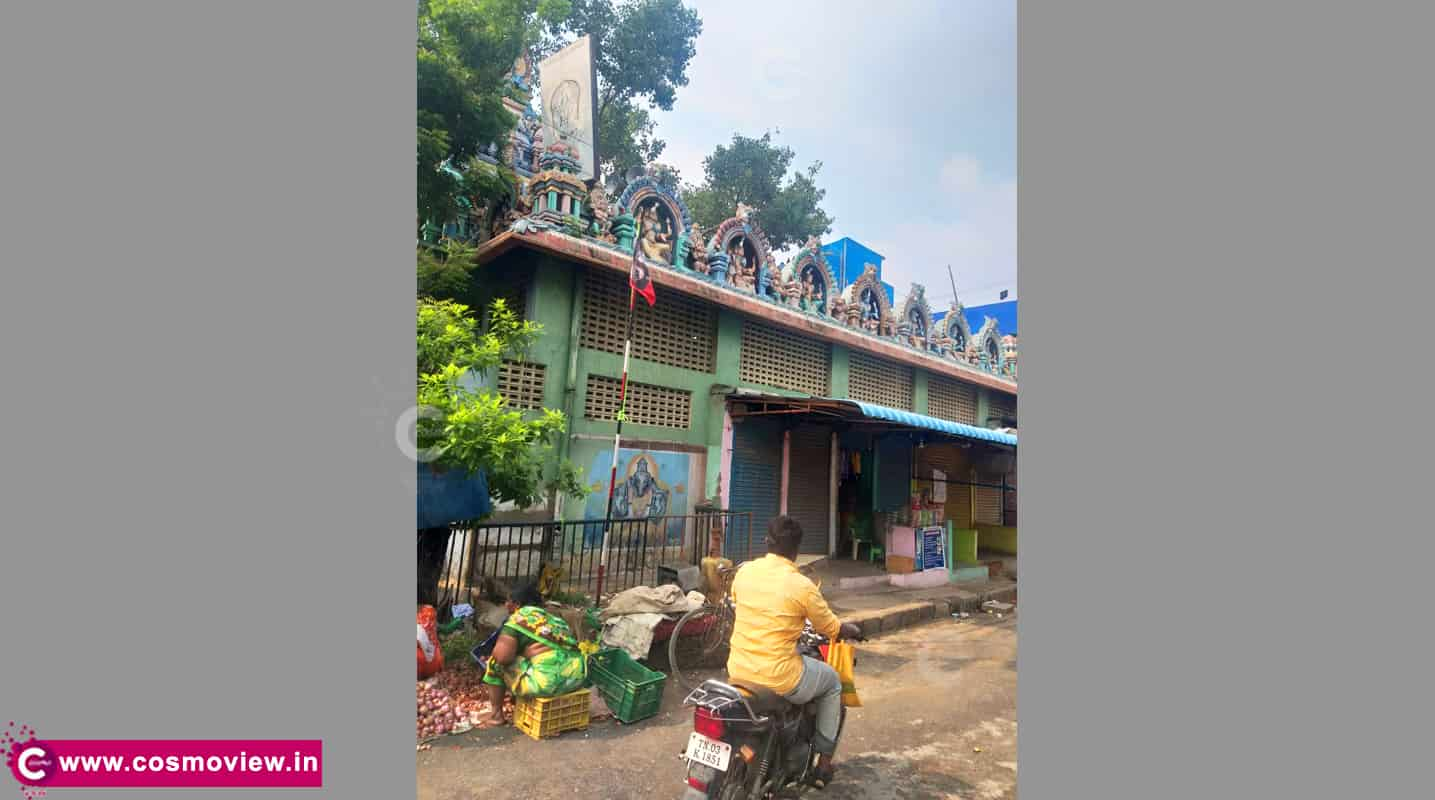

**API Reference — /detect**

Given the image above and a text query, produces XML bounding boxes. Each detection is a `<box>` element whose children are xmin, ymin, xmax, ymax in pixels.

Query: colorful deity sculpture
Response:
<box><xmin>777</xmin><ymin>263</ymin><xmax>802</xmax><ymax>307</ymax></box>
<box><xmin>636</xmin><ymin>202</ymin><xmax>673</xmax><ymax>263</ymax></box>
<box><xmin>898</xmin><ymin>284</ymin><xmax>934</xmax><ymax>350</ymax></box>
<box><xmin>686</xmin><ymin>223</ymin><xmax>709</xmax><ymax>273</ymax></box>
<box><xmin>799</xmin><ymin>268</ymin><xmax>820</xmax><ymax>312</ymax></box>
<box><xmin>726</xmin><ymin>238</ymin><xmax>755</xmax><ymax>291</ymax></box>
<box><xmin>616</xmin><ymin>173</ymin><xmax>695</xmax><ymax>267</ymax></box>
<box><xmin>828</xmin><ymin>285</ymin><xmax>847</xmax><ymax>321</ymax></box>
<box><xmin>880</xmin><ymin>307</ymin><xmax>898</xmax><ymax>338</ymax></box>
<box><xmin>587</xmin><ymin>182</ymin><xmax>613</xmax><ymax>241</ymax></box>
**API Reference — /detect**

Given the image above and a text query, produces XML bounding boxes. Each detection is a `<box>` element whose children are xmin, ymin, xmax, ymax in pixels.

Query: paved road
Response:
<box><xmin>417</xmin><ymin>615</ymin><xmax>1017</xmax><ymax>800</ymax></box>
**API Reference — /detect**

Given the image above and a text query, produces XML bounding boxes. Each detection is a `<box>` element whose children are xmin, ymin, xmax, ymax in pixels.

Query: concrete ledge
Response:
<box><xmin>845</xmin><ymin>611</ymin><xmax>886</xmax><ymax>639</ymax></box>
<box><xmin>837</xmin><ymin>574</ymin><xmax>893</xmax><ymax>591</ymax></box>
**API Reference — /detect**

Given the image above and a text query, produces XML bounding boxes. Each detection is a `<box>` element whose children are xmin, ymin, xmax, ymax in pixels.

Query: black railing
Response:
<box><xmin>429</xmin><ymin>511</ymin><xmax>754</xmax><ymax>617</ymax></box>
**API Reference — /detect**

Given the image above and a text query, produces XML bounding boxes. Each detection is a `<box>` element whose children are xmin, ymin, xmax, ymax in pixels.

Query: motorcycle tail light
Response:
<box><xmin>687</xmin><ymin>776</ymin><xmax>708</xmax><ymax>791</ymax></box>
<box><xmin>694</xmin><ymin>706</ymin><xmax>725</xmax><ymax>739</ymax></box>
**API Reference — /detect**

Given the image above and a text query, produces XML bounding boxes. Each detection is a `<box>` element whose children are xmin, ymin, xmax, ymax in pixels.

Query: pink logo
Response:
<box><xmin>3</xmin><ymin>723</ymin><xmax>50</xmax><ymax>799</ymax></box>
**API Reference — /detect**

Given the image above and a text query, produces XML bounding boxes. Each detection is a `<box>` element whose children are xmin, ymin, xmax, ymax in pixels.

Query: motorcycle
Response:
<box><xmin>679</xmin><ymin>625</ymin><xmax>860</xmax><ymax>799</ymax></box>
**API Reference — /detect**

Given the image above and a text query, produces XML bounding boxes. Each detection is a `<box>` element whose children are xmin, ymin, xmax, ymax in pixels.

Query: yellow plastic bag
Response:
<box><xmin>825</xmin><ymin>640</ymin><xmax>862</xmax><ymax>707</ymax></box>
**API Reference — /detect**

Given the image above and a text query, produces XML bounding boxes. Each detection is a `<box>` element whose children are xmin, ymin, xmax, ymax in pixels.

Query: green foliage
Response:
<box><xmin>440</xmin><ymin>629</ymin><xmax>484</xmax><ymax>665</ymax></box>
<box><xmin>599</xmin><ymin>96</ymin><xmax>667</xmax><ymax>182</ymax></box>
<box><xmin>418</xmin><ymin>0</ymin><xmax>573</xmax><ymax>223</ymax></box>
<box><xmin>465</xmin><ymin>160</ymin><xmax>519</xmax><ymax>209</ymax></box>
<box><xmin>540</xmin><ymin>0</ymin><xmax>702</xmax><ymax>183</ymax></box>
<box><xmin>646</xmin><ymin>162</ymin><xmax>682</xmax><ymax>191</ymax></box>
<box><xmin>548</xmin><ymin>589</ymin><xmax>595</xmax><ymax>608</ymax></box>
<box><xmin>416</xmin><ymin>298</ymin><xmax>587</xmax><ymax>509</ymax></box>
<box><xmin>683</xmin><ymin>131</ymin><xmax>835</xmax><ymax>252</ymax></box>
<box><xmin>417</xmin><ymin>239</ymin><xmax>481</xmax><ymax>301</ymax></box>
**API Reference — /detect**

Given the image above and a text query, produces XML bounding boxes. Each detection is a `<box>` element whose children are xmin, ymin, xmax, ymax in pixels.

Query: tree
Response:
<box><xmin>417</xmin><ymin>239</ymin><xmax>480</xmax><ymax>302</ymax></box>
<box><xmin>683</xmin><ymin>131</ymin><xmax>836</xmax><ymax>252</ymax></box>
<box><xmin>539</xmin><ymin>0</ymin><xmax>702</xmax><ymax>184</ymax></box>
<box><xmin>646</xmin><ymin>162</ymin><xmax>682</xmax><ymax>191</ymax></box>
<box><xmin>414</xmin><ymin>293</ymin><xmax>586</xmax><ymax>606</ymax></box>
<box><xmin>418</xmin><ymin>0</ymin><xmax>572</xmax><ymax>225</ymax></box>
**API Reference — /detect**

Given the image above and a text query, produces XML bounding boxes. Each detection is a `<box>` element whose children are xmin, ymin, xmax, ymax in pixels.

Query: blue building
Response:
<box><xmin>822</xmin><ymin>236</ymin><xmax>895</xmax><ymax>305</ymax></box>
<box><xmin>934</xmin><ymin>298</ymin><xmax>1017</xmax><ymax>336</ymax></box>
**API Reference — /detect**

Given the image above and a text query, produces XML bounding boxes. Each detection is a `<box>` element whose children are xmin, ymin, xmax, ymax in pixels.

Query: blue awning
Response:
<box><xmin>849</xmin><ymin>401</ymin><xmax>1017</xmax><ymax>447</ymax></box>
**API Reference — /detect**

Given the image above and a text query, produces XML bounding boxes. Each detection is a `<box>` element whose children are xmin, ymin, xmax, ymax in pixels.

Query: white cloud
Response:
<box><xmin>863</xmin><ymin>157</ymin><xmax>1016</xmax><ymax>308</ymax></box>
<box><xmin>940</xmin><ymin>155</ymin><xmax>986</xmax><ymax>196</ymax></box>
<box><xmin>642</xmin><ymin>2</ymin><xmax>1016</xmax><ymax>309</ymax></box>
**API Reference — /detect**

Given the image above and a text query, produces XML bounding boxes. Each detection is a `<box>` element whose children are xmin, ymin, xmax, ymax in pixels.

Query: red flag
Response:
<box><xmin>629</xmin><ymin>230</ymin><xmax>656</xmax><ymax>307</ymax></box>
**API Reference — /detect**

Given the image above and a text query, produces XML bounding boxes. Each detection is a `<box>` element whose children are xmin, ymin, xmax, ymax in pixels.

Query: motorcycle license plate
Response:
<box><xmin>685</xmin><ymin>731</ymin><xmax>732</xmax><ymax>772</ymax></box>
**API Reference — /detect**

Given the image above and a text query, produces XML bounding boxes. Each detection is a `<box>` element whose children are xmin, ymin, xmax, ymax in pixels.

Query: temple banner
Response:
<box><xmin>538</xmin><ymin>35</ymin><xmax>597</xmax><ymax>181</ymax></box>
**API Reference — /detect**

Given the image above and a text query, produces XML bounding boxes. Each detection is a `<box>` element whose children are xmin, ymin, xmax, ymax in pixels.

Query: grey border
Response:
<box><xmin>1</xmin><ymin>2</ymin><xmax>415</xmax><ymax>798</ymax></box>
<box><xmin>4</xmin><ymin>2</ymin><xmax>1432</xmax><ymax>798</ymax></box>
<box><xmin>1022</xmin><ymin>2</ymin><xmax>1429</xmax><ymax>797</ymax></box>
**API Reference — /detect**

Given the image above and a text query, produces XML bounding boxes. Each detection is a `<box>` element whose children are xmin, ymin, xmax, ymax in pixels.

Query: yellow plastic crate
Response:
<box><xmin>513</xmin><ymin>688</ymin><xmax>591</xmax><ymax>741</ymax></box>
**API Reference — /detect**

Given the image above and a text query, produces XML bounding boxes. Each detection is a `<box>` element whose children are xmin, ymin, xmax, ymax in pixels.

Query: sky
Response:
<box><xmin>650</xmin><ymin>0</ymin><xmax>1016</xmax><ymax>308</ymax></box>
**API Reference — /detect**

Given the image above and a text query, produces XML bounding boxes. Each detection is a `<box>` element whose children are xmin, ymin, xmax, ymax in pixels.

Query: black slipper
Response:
<box><xmin>810</xmin><ymin>764</ymin><xmax>835</xmax><ymax>790</ymax></box>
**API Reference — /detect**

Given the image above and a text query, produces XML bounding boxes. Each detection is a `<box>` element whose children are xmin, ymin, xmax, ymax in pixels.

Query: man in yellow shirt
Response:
<box><xmin>727</xmin><ymin>516</ymin><xmax>864</xmax><ymax>788</ymax></box>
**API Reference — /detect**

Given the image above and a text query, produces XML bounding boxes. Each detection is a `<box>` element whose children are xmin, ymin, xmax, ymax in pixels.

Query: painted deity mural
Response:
<box><xmin>581</xmin><ymin>449</ymin><xmax>692</xmax><ymax>546</ymax></box>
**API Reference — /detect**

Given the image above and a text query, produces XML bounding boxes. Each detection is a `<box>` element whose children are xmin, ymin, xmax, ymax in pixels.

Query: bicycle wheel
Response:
<box><xmin>668</xmin><ymin>605</ymin><xmax>732</xmax><ymax>690</ymax></box>
<box><xmin>698</xmin><ymin>601</ymin><xmax>734</xmax><ymax>665</ymax></box>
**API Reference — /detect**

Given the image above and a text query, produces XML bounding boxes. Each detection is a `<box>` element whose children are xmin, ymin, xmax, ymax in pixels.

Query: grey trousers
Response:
<box><xmin>782</xmin><ymin>656</ymin><xmax>843</xmax><ymax>755</ymax></box>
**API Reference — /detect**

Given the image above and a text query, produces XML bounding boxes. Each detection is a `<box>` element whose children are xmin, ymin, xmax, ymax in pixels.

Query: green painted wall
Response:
<box><xmin>975</xmin><ymin>524</ymin><xmax>1017</xmax><ymax>555</ymax></box>
<box><xmin>829</xmin><ymin>345</ymin><xmax>851</xmax><ymax>399</ymax></box>
<box><xmin>474</xmin><ymin>251</ymin><xmax>1013</xmax><ymax>522</ymax></box>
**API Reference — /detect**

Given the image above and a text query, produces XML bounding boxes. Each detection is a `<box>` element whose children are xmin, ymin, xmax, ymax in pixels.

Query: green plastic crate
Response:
<box><xmin>587</xmin><ymin>647</ymin><xmax>666</xmax><ymax>724</ymax></box>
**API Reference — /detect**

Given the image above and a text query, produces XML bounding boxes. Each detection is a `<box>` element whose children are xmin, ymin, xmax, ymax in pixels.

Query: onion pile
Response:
<box><xmin>415</xmin><ymin>663</ymin><xmax>515</xmax><ymax>741</ymax></box>
<box><xmin>416</xmin><ymin>681</ymin><xmax>466</xmax><ymax>740</ymax></box>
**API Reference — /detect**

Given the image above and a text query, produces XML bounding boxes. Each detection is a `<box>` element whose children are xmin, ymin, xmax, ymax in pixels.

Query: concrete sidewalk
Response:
<box><xmin>824</xmin><ymin>578</ymin><xmax>1018</xmax><ymax>638</ymax></box>
<box><xmin>803</xmin><ymin>556</ymin><xmax>1018</xmax><ymax>638</ymax></box>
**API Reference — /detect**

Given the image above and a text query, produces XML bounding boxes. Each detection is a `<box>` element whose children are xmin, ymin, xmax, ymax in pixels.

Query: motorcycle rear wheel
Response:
<box><xmin>716</xmin><ymin>757</ymin><xmax>750</xmax><ymax>800</ymax></box>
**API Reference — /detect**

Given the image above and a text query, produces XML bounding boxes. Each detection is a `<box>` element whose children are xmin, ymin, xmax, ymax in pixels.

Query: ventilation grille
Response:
<box><xmin>927</xmin><ymin>375</ymin><xmax>978</xmax><ymax>425</ymax></box>
<box><xmin>496</xmin><ymin>360</ymin><xmax>546</xmax><ymax>410</ymax></box>
<box><xmin>580</xmin><ymin>269</ymin><xmax>716</xmax><ymax>373</ymax></box>
<box><xmin>988</xmin><ymin>395</ymin><xmax>1017</xmax><ymax>427</ymax></box>
<box><xmin>848</xmin><ymin>350</ymin><xmax>913</xmax><ymax>410</ymax></box>
<box><xmin>584</xmin><ymin>375</ymin><xmax>691</xmax><ymax>430</ymax></box>
<box><xmin>739</xmin><ymin>320</ymin><xmax>830</xmax><ymax>396</ymax></box>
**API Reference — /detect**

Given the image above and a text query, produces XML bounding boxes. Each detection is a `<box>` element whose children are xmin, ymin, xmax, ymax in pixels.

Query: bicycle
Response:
<box><xmin>667</xmin><ymin>561</ymin><xmax>740</xmax><ymax>690</ymax></box>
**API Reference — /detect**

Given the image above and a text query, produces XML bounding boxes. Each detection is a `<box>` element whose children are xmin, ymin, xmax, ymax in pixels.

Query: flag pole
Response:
<box><xmin>596</xmin><ymin>227</ymin><xmax>644</xmax><ymax>600</ymax></box>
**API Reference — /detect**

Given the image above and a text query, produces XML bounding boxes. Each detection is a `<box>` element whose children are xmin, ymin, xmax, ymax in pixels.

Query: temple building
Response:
<box><xmin>453</xmin><ymin>157</ymin><xmax>1015</xmax><ymax>562</ymax></box>
<box><xmin>424</xmin><ymin>57</ymin><xmax>1016</xmax><ymax>564</ymax></box>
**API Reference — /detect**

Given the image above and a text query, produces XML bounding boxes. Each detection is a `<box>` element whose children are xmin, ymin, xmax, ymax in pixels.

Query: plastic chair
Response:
<box><xmin>849</xmin><ymin>517</ymin><xmax>885</xmax><ymax>563</ymax></box>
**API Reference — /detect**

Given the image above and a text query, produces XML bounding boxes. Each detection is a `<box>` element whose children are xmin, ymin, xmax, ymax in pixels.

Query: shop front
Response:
<box><xmin>724</xmin><ymin>393</ymin><xmax>1017</xmax><ymax>565</ymax></box>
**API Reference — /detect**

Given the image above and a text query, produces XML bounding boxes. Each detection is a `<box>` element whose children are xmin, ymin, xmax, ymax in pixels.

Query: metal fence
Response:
<box><xmin>429</xmin><ymin>511</ymin><xmax>754</xmax><ymax>617</ymax></box>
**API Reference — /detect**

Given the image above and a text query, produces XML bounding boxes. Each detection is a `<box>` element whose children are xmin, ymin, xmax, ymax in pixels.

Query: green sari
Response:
<box><xmin>482</xmin><ymin>606</ymin><xmax>587</xmax><ymax>698</ymax></box>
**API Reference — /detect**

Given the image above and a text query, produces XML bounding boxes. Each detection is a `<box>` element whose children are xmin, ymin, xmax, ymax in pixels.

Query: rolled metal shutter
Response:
<box><xmin>729</xmin><ymin>417</ymin><xmax>782</xmax><ymax>559</ymax></box>
<box><xmin>787</xmin><ymin>424</ymin><xmax>832</xmax><ymax>554</ymax></box>
<box><xmin>916</xmin><ymin>442</ymin><xmax>972</xmax><ymax>528</ymax></box>
<box><xmin>1003</xmin><ymin>471</ymin><xmax>1017</xmax><ymax>526</ymax></box>
<box><xmin>975</xmin><ymin>479</ymin><xmax>1004</xmax><ymax>525</ymax></box>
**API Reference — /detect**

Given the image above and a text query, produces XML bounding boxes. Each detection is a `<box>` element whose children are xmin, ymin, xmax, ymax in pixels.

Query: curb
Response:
<box><xmin>845</xmin><ymin>584</ymin><xmax>1017</xmax><ymax>639</ymax></box>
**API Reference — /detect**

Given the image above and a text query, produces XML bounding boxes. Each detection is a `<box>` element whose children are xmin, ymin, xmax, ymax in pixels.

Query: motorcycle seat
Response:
<box><xmin>730</xmin><ymin>681</ymin><xmax>793</xmax><ymax>714</ymax></box>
